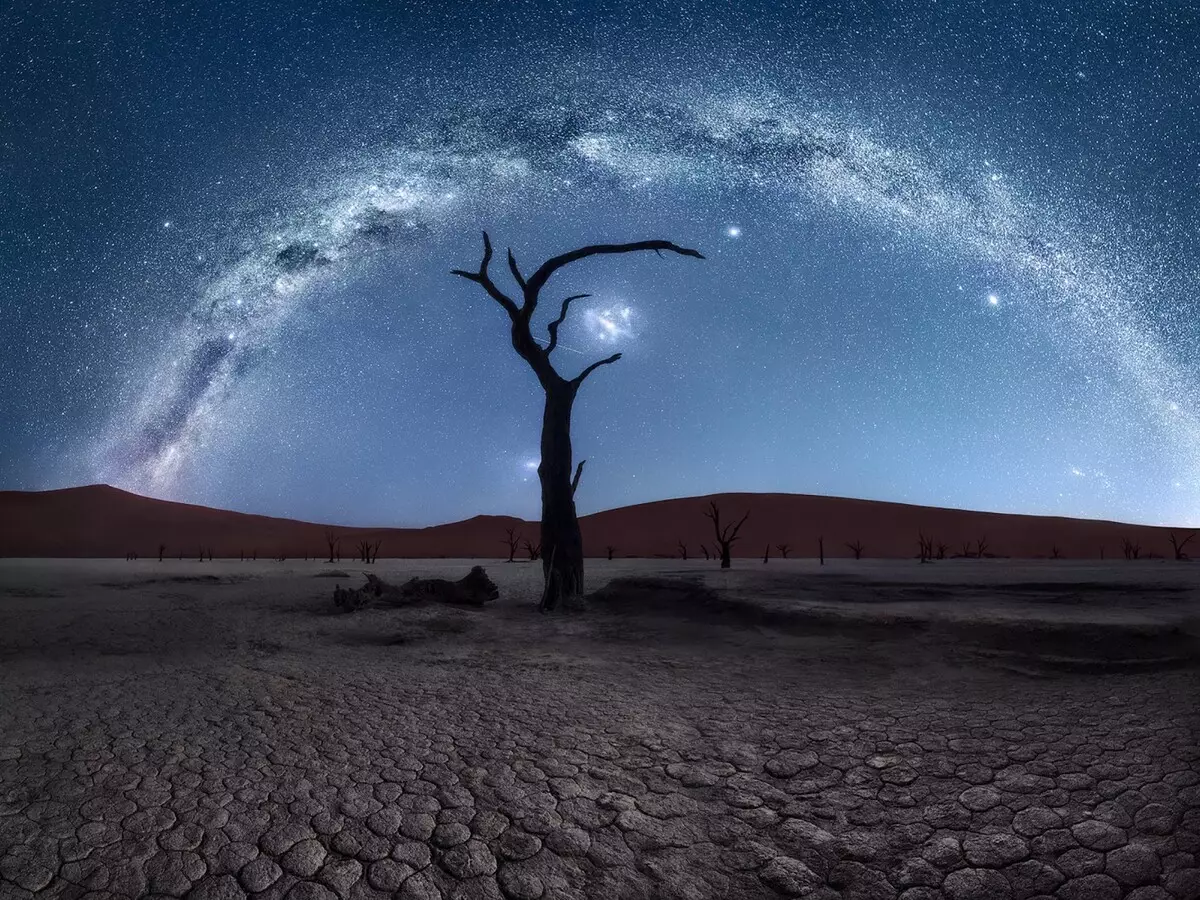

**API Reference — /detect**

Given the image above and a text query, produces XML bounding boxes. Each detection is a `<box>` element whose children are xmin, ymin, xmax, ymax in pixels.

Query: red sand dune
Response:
<box><xmin>0</xmin><ymin>484</ymin><xmax>1192</xmax><ymax>561</ymax></box>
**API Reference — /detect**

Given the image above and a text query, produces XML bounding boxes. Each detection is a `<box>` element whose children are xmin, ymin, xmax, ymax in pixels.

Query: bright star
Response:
<box><xmin>987</xmin><ymin>293</ymin><xmax>1000</xmax><ymax>306</ymax></box>
<box><xmin>726</xmin><ymin>225</ymin><xmax>741</xmax><ymax>238</ymax></box>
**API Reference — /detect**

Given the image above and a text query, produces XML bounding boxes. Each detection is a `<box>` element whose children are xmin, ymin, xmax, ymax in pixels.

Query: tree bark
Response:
<box><xmin>539</xmin><ymin>381</ymin><xmax>584</xmax><ymax>609</ymax></box>
<box><xmin>720</xmin><ymin>546</ymin><xmax>731</xmax><ymax>569</ymax></box>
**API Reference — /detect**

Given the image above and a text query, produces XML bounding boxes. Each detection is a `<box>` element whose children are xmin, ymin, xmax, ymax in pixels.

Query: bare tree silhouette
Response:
<box><xmin>522</xmin><ymin>538</ymin><xmax>542</xmax><ymax>561</ymax></box>
<box><xmin>677</xmin><ymin>541</ymin><xmax>689</xmax><ymax>561</ymax></box>
<box><xmin>502</xmin><ymin>527</ymin><xmax>521</xmax><ymax>563</ymax></box>
<box><xmin>452</xmin><ymin>232</ymin><xmax>703</xmax><ymax>609</ymax></box>
<box><xmin>775</xmin><ymin>543</ymin><xmax>790</xmax><ymax>559</ymax></box>
<box><xmin>845</xmin><ymin>540</ymin><xmax>864</xmax><ymax>560</ymax></box>
<box><xmin>975</xmin><ymin>536</ymin><xmax>989</xmax><ymax>559</ymax></box>
<box><xmin>762</xmin><ymin>544</ymin><xmax>769</xmax><ymax>564</ymax></box>
<box><xmin>1170</xmin><ymin>531</ymin><xmax>1197</xmax><ymax>561</ymax></box>
<box><xmin>158</xmin><ymin>543</ymin><xmax>166</xmax><ymax>563</ymax></box>
<box><xmin>936</xmin><ymin>542</ymin><xmax>948</xmax><ymax>560</ymax></box>
<box><xmin>703</xmin><ymin>501</ymin><xmax>750</xmax><ymax>569</ymax></box>
<box><xmin>605</xmin><ymin>545</ymin><xmax>616</xmax><ymax>561</ymax></box>
<box><xmin>1050</xmin><ymin>545</ymin><xmax>1061</xmax><ymax>560</ymax></box>
<box><xmin>1122</xmin><ymin>537</ymin><xmax>1142</xmax><ymax>560</ymax></box>
<box><xmin>700</xmin><ymin>545</ymin><xmax>711</xmax><ymax>561</ymax></box>
<box><xmin>324</xmin><ymin>528</ymin><xmax>340</xmax><ymax>564</ymax></box>
<box><xmin>818</xmin><ymin>536</ymin><xmax>825</xmax><ymax>566</ymax></box>
<box><xmin>918</xmin><ymin>533</ymin><xmax>934</xmax><ymax>564</ymax></box>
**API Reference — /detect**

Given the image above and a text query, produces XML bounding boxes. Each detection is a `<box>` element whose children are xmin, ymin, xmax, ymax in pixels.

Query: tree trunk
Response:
<box><xmin>720</xmin><ymin>545</ymin><xmax>731</xmax><ymax>569</ymax></box>
<box><xmin>539</xmin><ymin>382</ymin><xmax>584</xmax><ymax>609</ymax></box>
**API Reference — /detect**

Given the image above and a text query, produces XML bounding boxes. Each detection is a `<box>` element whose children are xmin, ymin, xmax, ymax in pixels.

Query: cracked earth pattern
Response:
<box><xmin>1</xmin><ymin>560</ymin><xmax>1198</xmax><ymax>900</ymax></box>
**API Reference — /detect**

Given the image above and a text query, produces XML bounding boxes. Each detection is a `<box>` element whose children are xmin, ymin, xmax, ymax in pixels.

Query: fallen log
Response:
<box><xmin>333</xmin><ymin>566</ymin><xmax>499</xmax><ymax>611</ymax></box>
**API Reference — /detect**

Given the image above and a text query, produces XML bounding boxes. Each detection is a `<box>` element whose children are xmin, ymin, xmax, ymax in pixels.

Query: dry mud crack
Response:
<box><xmin>1</xmin><ymin>559</ymin><xmax>1198</xmax><ymax>900</ymax></box>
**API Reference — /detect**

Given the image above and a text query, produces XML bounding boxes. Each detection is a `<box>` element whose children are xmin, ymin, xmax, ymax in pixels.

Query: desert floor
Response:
<box><xmin>0</xmin><ymin>558</ymin><xmax>1198</xmax><ymax>900</ymax></box>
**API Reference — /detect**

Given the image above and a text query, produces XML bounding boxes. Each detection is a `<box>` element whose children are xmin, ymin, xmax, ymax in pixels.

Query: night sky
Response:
<box><xmin>2</xmin><ymin>0</ymin><xmax>1197</xmax><ymax>528</ymax></box>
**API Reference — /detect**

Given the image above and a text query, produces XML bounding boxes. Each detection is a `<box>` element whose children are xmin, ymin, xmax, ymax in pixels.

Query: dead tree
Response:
<box><xmin>818</xmin><ymin>536</ymin><xmax>825</xmax><ymax>566</ymax></box>
<box><xmin>677</xmin><ymin>541</ymin><xmax>689</xmax><ymax>561</ymax></box>
<box><xmin>605</xmin><ymin>545</ymin><xmax>616</xmax><ymax>561</ymax></box>
<box><xmin>762</xmin><ymin>544</ymin><xmax>770</xmax><ymax>563</ymax></box>
<box><xmin>703</xmin><ymin>501</ymin><xmax>750</xmax><ymax>569</ymax></box>
<box><xmin>1170</xmin><ymin>531</ymin><xmax>1197</xmax><ymax>561</ymax></box>
<box><xmin>775</xmin><ymin>543</ymin><xmax>790</xmax><ymax>559</ymax></box>
<box><xmin>845</xmin><ymin>540</ymin><xmax>864</xmax><ymax>560</ymax></box>
<box><xmin>158</xmin><ymin>544</ymin><xmax>166</xmax><ymax>563</ymax></box>
<box><xmin>502</xmin><ymin>527</ymin><xmax>521</xmax><ymax>563</ymax></box>
<box><xmin>936</xmin><ymin>542</ymin><xmax>948</xmax><ymax>560</ymax></box>
<box><xmin>1050</xmin><ymin>545</ymin><xmax>1061</xmax><ymax>560</ymax></box>
<box><xmin>700</xmin><ymin>545</ymin><xmax>711</xmax><ymax>561</ymax></box>
<box><xmin>522</xmin><ymin>538</ymin><xmax>542</xmax><ymax>561</ymax></box>
<box><xmin>975</xmin><ymin>536</ymin><xmax>989</xmax><ymax>559</ymax></box>
<box><xmin>198</xmin><ymin>548</ymin><xmax>205</xmax><ymax>562</ymax></box>
<box><xmin>324</xmin><ymin>528</ymin><xmax>340</xmax><ymax>564</ymax></box>
<box><xmin>1122</xmin><ymin>537</ymin><xmax>1141</xmax><ymax>560</ymax></box>
<box><xmin>371</xmin><ymin>540</ymin><xmax>381</xmax><ymax>563</ymax></box>
<box><xmin>452</xmin><ymin>232</ymin><xmax>703</xmax><ymax>610</ymax></box>
<box><xmin>357</xmin><ymin>540</ymin><xmax>372</xmax><ymax>563</ymax></box>
<box><xmin>918</xmin><ymin>533</ymin><xmax>934</xmax><ymax>564</ymax></box>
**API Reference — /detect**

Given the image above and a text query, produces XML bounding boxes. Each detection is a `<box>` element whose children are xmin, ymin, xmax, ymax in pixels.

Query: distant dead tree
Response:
<box><xmin>324</xmin><ymin>529</ymin><xmax>340</xmax><ymax>564</ymax></box>
<box><xmin>700</xmin><ymin>545</ymin><xmax>711</xmax><ymax>561</ymax></box>
<box><xmin>818</xmin><ymin>536</ymin><xmax>825</xmax><ymax>566</ymax></box>
<box><xmin>522</xmin><ymin>538</ymin><xmax>542</xmax><ymax>561</ymax></box>
<box><xmin>845</xmin><ymin>540</ymin><xmax>864</xmax><ymax>560</ymax></box>
<box><xmin>605</xmin><ymin>545</ymin><xmax>616</xmax><ymax>561</ymax></box>
<box><xmin>677</xmin><ymin>541</ymin><xmax>689</xmax><ymax>561</ymax></box>
<box><xmin>502</xmin><ymin>528</ymin><xmax>521</xmax><ymax>563</ymax></box>
<box><xmin>703</xmin><ymin>501</ymin><xmax>750</xmax><ymax>569</ymax></box>
<box><xmin>762</xmin><ymin>544</ymin><xmax>770</xmax><ymax>563</ymax></box>
<box><xmin>357</xmin><ymin>540</ymin><xmax>381</xmax><ymax>564</ymax></box>
<box><xmin>452</xmin><ymin>232</ymin><xmax>703</xmax><ymax>610</ymax></box>
<box><xmin>240</xmin><ymin>549</ymin><xmax>244</xmax><ymax>561</ymax></box>
<box><xmin>198</xmin><ymin>547</ymin><xmax>205</xmax><ymax>562</ymax></box>
<box><xmin>157</xmin><ymin>544</ymin><xmax>166</xmax><ymax>562</ymax></box>
<box><xmin>1100</xmin><ymin>546</ymin><xmax>1105</xmax><ymax>560</ymax></box>
<box><xmin>936</xmin><ymin>542</ymin><xmax>948</xmax><ymax>560</ymax></box>
<box><xmin>918</xmin><ymin>533</ymin><xmax>934</xmax><ymax>564</ymax></box>
<box><xmin>208</xmin><ymin>547</ymin><xmax>215</xmax><ymax>561</ymax></box>
<box><xmin>1169</xmin><ymin>531</ymin><xmax>1197</xmax><ymax>561</ymax></box>
<box><xmin>957</xmin><ymin>540</ymin><xmax>972</xmax><ymax>559</ymax></box>
<box><xmin>975</xmin><ymin>536</ymin><xmax>989</xmax><ymax>559</ymax></box>
<box><xmin>775</xmin><ymin>543</ymin><xmax>790</xmax><ymax>559</ymax></box>
<box><xmin>1050</xmin><ymin>545</ymin><xmax>1061</xmax><ymax>560</ymax></box>
<box><xmin>1121</xmin><ymin>537</ymin><xmax>1141</xmax><ymax>560</ymax></box>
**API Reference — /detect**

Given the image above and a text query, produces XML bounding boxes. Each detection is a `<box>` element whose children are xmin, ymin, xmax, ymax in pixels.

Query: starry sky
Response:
<box><xmin>2</xmin><ymin>0</ymin><xmax>1198</xmax><ymax>527</ymax></box>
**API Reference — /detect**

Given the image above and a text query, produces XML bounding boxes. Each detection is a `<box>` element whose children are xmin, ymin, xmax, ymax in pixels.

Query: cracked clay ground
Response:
<box><xmin>1</xmin><ymin>559</ymin><xmax>1198</xmax><ymax>900</ymax></box>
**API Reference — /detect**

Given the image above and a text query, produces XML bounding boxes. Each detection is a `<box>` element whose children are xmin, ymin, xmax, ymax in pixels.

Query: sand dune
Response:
<box><xmin>0</xmin><ymin>484</ymin><xmax>1192</xmax><ymax>561</ymax></box>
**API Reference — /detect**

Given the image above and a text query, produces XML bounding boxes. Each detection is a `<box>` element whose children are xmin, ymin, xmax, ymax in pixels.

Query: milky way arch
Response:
<box><xmin>95</xmin><ymin>86</ymin><xmax>1198</xmax><ymax>508</ymax></box>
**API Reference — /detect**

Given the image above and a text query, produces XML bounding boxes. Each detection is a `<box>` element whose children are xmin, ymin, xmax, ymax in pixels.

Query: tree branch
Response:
<box><xmin>727</xmin><ymin>510</ymin><xmax>750</xmax><ymax>543</ymax></box>
<box><xmin>546</xmin><ymin>293</ymin><xmax>591</xmax><ymax>354</ymax></box>
<box><xmin>572</xmin><ymin>352</ymin><xmax>622</xmax><ymax>386</ymax></box>
<box><xmin>507</xmin><ymin>248</ymin><xmax>527</xmax><ymax>292</ymax></box>
<box><xmin>572</xmin><ymin>460</ymin><xmax>586</xmax><ymax>496</ymax></box>
<box><xmin>450</xmin><ymin>231</ymin><xmax>521</xmax><ymax>319</ymax></box>
<box><xmin>525</xmin><ymin>240</ymin><xmax>705</xmax><ymax>298</ymax></box>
